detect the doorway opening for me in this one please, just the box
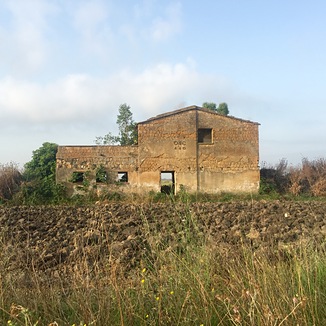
[160,171,175,194]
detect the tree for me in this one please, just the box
[117,103,138,145]
[217,102,229,116]
[21,142,65,203]
[202,102,229,116]
[24,142,58,181]
[95,104,137,145]
[202,102,217,111]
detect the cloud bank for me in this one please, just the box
[0,60,236,128]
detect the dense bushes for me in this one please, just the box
[1,143,66,205]
[260,158,326,197]
[3,153,326,205]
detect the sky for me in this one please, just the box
[1,0,326,168]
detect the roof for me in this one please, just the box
[138,105,260,125]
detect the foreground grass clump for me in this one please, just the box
[0,210,325,326]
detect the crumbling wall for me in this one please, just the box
[56,146,139,195]
[56,107,260,195]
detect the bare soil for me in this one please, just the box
[0,201,325,274]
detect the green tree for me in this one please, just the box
[21,142,64,203]
[202,102,229,116]
[95,104,137,145]
[117,103,137,145]
[217,102,229,116]
[24,142,58,180]
[202,102,217,111]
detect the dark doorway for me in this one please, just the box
[160,171,175,194]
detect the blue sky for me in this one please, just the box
[1,0,326,167]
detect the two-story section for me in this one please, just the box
[137,106,260,193]
[56,105,260,195]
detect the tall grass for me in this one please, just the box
[0,208,325,325]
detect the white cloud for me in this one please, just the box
[150,2,183,42]
[0,59,237,126]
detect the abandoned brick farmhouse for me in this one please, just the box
[56,105,260,195]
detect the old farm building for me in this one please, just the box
[56,105,260,195]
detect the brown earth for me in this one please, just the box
[0,201,325,274]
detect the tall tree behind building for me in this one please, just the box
[95,104,137,145]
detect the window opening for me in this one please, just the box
[71,171,84,183]
[96,169,108,183]
[198,128,212,143]
[117,172,128,182]
[160,171,175,194]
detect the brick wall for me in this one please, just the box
[56,107,260,194]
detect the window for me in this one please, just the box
[198,128,212,143]
[96,170,108,183]
[71,171,84,183]
[117,172,128,182]
[96,166,108,183]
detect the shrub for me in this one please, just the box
[260,159,289,195]
[0,162,22,202]
[288,158,326,197]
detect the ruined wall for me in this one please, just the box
[56,107,260,195]
[197,110,259,192]
[56,146,139,195]
[137,109,259,193]
[138,110,198,192]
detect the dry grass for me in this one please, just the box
[0,163,22,202]
[0,208,325,326]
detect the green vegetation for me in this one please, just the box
[202,102,229,116]
[2,142,66,205]
[0,207,325,325]
[1,144,326,324]
[3,153,326,205]
[95,103,138,145]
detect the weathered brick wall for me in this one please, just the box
[56,107,260,194]
[56,146,139,195]
[137,109,259,193]
[197,110,259,192]
[57,146,138,170]
[138,110,198,191]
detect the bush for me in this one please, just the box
[0,162,22,202]
[15,142,67,204]
[260,159,289,195]
[288,158,326,197]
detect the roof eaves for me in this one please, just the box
[138,105,260,125]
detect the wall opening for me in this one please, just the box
[160,171,175,194]
[198,128,212,143]
[71,171,85,183]
[117,172,128,182]
[96,168,108,183]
